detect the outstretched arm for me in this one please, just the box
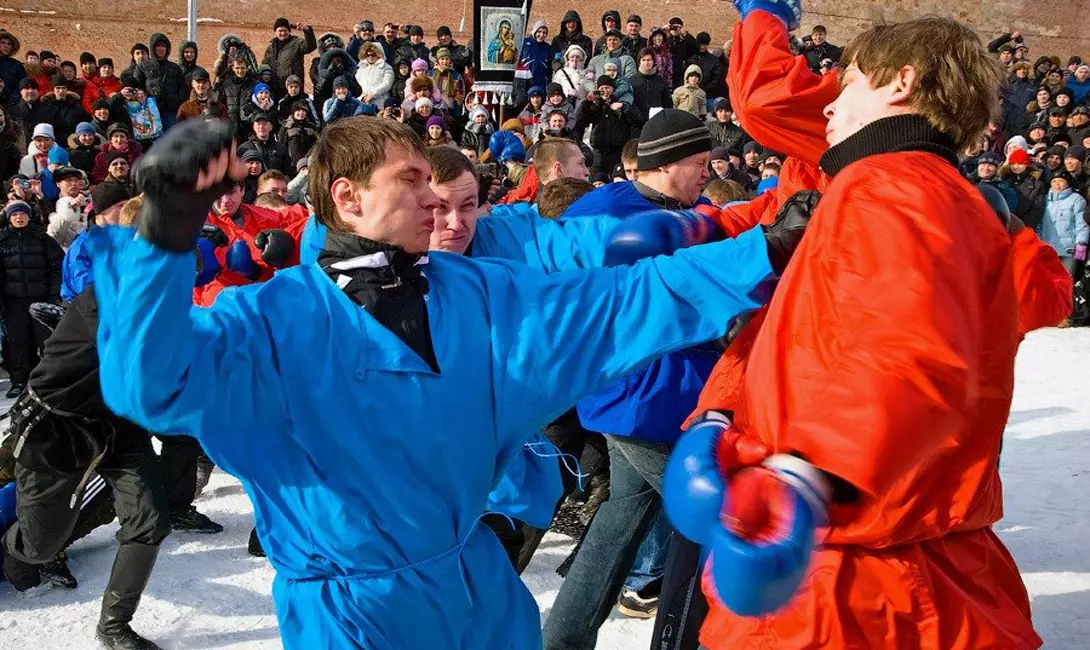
[472,203,618,271]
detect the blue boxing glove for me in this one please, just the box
[733,0,802,31]
[709,454,831,617]
[226,239,260,280]
[488,131,513,162]
[602,208,722,267]
[195,238,222,287]
[0,482,15,535]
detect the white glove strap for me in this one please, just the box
[691,409,732,429]
[763,454,831,526]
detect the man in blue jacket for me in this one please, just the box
[90,116,796,649]
[521,21,553,93]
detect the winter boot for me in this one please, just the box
[2,544,42,591]
[95,542,162,650]
[193,455,215,498]
[40,551,78,588]
[169,506,223,534]
[248,527,266,557]
[5,383,24,399]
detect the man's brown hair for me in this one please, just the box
[621,139,640,166]
[425,145,477,185]
[533,138,580,180]
[254,191,288,209]
[537,177,594,218]
[841,16,1002,151]
[309,117,426,231]
[702,179,746,205]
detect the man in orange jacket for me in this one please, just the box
[663,4,1048,649]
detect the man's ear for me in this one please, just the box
[887,65,918,107]
[329,177,360,217]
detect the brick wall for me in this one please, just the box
[6,0,1086,85]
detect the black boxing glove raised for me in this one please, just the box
[763,190,820,276]
[254,229,295,268]
[134,119,241,253]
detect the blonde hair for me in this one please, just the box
[702,179,746,205]
[119,195,143,227]
[841,16,1002,151]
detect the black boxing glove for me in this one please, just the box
[763,190,819,276]
[976,183,1011,229]
[254,229,295,268]
[200,223,230,248]
[134,119,240,253]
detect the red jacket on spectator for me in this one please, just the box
[91,141,143,184]
[82,73,122,116]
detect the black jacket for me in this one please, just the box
[550,11,594,64]
[0,224,63,300]
[668,33,699,86]
[42,92,88,145]
[216,71,258,132]
[263,28,318,91]
[177,39,207,82]
[279,117,319,167]
[802,42,842,73]
[238,135,291,176]
[708,120,747,154]
[576,97,644,150]
[396,42,431,67]
[688,50,727,99]
[631,69,671,118]
[593,11,623,56]
[430,42,473,74]
[12,100,54,142]
[315,49,361,114]
[150,33,189,115]
[622,35,648,57]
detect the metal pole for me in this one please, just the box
[187,0,197,44]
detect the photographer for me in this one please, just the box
[575,76,644,173]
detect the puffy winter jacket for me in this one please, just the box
[1003,168,1047,229]
[47,196,88,249]
[631,68,671,117]
[277,92,321,127]
[587,49,636,80]
[238,135,291,176]
[672,71,706,116]
[216,71,258,132]
[1002,76,1037,134]
[214,34,259,81]
[576,97,643,151]
[123,57,163,100]
[150,33,189,116]
[323,96,365,123]
[593,10,623,56]
[315,49,360,113]
[521,21,553,90]
[0,224,63,300]
[12,99,54,142]
[687,49,727,99]
[91,141,143,185]
[550,11,594,64]
[278,117,319,168]
[312,33,347,88]
[66,132,106,176]
[1039,186,1089,255]
[177,40,207,82]
[355,48,395,106]
[553,52,589,98]
[81,74,123,117]
[42,92,89,145]
[0,30,26,108]
[263,27,317,91]
[707,119,746,154]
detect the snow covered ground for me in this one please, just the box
[1,329,1088,649]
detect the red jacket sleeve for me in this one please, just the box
[728,11,839,168]
[1010,227,1073,336]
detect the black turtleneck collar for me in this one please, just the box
[818,114,959,178]
[318,230,439,372]
[633,181,690,209]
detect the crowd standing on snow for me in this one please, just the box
[0,7,1082,650]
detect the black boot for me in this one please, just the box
[170,506,224,534]
[2,545,42,591]
[248,527,266,557]
[95,542,162,650]
[40,551,78,588]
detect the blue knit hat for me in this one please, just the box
[527,86,544,97]
[47,147,70,165]
[253,82,271,97]
[75,122,95,136]
[4,200,32,218]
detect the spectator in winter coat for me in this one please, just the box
[588,31,636,80]
[397,26,431,68]
[13,78,53,141]
[241,82,279,130]
[802,25,842,74]
[214,34,259,83]
[1054,87,1074,114]
[77,52,97,106]
[543,85,577,125]
[0,200,63,393]
[0,30,27,110]
[424,115,454,147]
[263,18,317,94]
[91,124,143,184]
[402,66,444,114]
[647,29,674,91]
[1062,145,1089,195]
[972,151,1020,211]
[551,11,593,64]
[688,33,727,101]
[25,50,57,95]
[600,62,633,106]
[42,75,88,145]
[553,46,589,100]
[708,98,746,153]
[0,108,24,180]
[124,44,163,103]
[672,65,707,117]
[346,21,383,63]
[90,99,114,138]
[315,49,360,115]
[1070,107,1090,148]
[81,58,122,118]
[310,32,346,91]
[521,21,552,92]
[430,50,465,114]
[666,18,698,87]
[177,69,227,122]
[216,57,258,136]
[356,42,395,111]
[100,151,134,193]
[239,112,291,176]
[576,76,643,171]
[277,75,320,127]
[378,23,406,67]
[1046,107,1069,145]
[278,103,319,169]
[1002,148,1046,229]
[631,49,671,119]
[1039,170,1089,273]
[18,124,60,177]
[391,59,412,105]
[323,76,366,124]
[66,122,103,176]
[1002,62,1036,135]
[430,26,472,75]
[58,60,85,98]
[178,40,206,82]
[707,146,752,190]
[149,33,188,128]
[1067,65,1090,105]
[593,11,623,56]
[461,104,496,157]
[518,87,546,142]
[406,97,437,139]
[1022,87,1052,133]
[46,165,89,249]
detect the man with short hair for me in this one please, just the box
[14,77,52,138]
[802,23,841,73]
[575,76,644,173]
[534,138,590,185]
[688,32,727,100]
[397,25,430,66]
[93,116,798,648]
[257,169,289,200]
[622,16,647,57]
[430,25,471,74]
[631,49,671,119]
[378,23,405,66]
[620,139,639,181]
[238,112,291,176]
[43,74,88,145]
[666,18,698,87]
[177,69,226,122]
[263,17,317,95]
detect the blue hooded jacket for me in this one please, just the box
[521,21,553,91]
[90,221,772,648]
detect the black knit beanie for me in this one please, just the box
[92,181,132,213]
[637,109,712,170]
[79,52,96,65]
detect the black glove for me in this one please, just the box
[254,229,295,268]
[135,119,239,253]
[763,190,819,276]
[200,223,230,248]
[976,183,1011,229]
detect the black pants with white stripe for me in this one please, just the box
[2,435,170,565]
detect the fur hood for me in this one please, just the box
[150,33,172,58]
[319,48,357,75]
[178,40,198,65]
[317,32,346,53]
[46,91,83,104]
[67,132,106,149]
[218,33,252,54]
[0,30,19,57]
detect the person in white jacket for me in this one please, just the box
[553,45,589,100]
[46,166,89,249]
[355,42,395,111]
